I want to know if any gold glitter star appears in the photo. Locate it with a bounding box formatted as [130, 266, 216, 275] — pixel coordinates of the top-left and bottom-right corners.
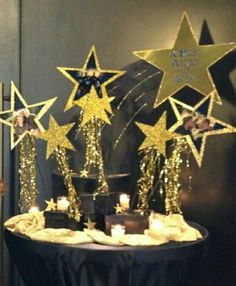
[57, 45, 125, 111]
[75, 86, 114, 126]
[38, 115, 75, 159]
[134, 13, 235, 108]
[45, 198, 57, 211]
[169, 92, 236, 166]
[136, 112, 179, 157]
[0, 81, 56, 149]
[84, 218, 96, 230]
[80, 169, 88, 177]
[115, 203, 123, 214]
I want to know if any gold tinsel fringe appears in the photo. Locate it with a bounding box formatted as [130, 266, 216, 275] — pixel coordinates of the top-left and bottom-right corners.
[19, 134, 38, 213]
[82, 118, 108, 194]
[162, 138, 188, 215]
[54, 146, 81, 221]
[137, 147, 161, 211]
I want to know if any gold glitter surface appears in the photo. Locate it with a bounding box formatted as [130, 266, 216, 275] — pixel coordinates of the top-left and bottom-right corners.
[136, 112, 179, 157]
[0, 81, 56, 149]
[134, 13, 235, 108]
[75, 86, 114, 126]
[39, 115, 75, 159]
[57, 45, 125, 111]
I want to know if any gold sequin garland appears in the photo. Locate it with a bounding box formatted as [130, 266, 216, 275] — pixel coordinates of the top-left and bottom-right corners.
[19, 134, 38, 213]
[81, 117, 108, 194]
[161, 138, 188, 214]
[137, 147, 161, 211]
[54, 146, 81, 221]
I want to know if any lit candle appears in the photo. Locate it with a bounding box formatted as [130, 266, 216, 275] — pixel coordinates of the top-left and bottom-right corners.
[119, 194, 130, 209]
[111, 224, 126, 239]
[149, 218, 164, 231]
[57, 196, 70, 211]
[28, 206, 39, 213]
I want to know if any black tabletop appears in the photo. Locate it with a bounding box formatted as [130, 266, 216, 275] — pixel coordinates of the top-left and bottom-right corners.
[4, 222, 208, 286]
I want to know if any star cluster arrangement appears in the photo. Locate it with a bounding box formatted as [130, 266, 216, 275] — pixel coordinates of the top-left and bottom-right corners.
[0, 12, 235, 217]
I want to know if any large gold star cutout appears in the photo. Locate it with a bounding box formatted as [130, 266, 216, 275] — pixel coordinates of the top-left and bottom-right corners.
[38, 115, 76, 159]
[169, 92, 236, 166]
[136, 112, 180, 157]
[0, 81, 56, 149]
[134, 13, 235, 108]
[57, 45, 125, 111]
[75, 86, 114, 126]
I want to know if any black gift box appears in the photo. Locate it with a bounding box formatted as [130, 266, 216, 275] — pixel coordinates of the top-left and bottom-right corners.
[80, 192, 121, 215]
[44, 211, 83, 231]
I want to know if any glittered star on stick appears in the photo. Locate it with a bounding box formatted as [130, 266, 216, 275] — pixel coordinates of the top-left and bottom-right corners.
[0, 81, 56, 149]
[136, 112, 179, 157]
[75, 86, 114, 126]
[45, 198, 57, 211]
[134, 13, 235, 108]
[38, 115, 75, 159]
[57, 45, 125, 111]
[169, 92, 236, 166]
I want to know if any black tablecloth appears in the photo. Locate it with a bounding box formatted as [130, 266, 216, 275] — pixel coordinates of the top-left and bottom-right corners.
[4, 223, 208, 286]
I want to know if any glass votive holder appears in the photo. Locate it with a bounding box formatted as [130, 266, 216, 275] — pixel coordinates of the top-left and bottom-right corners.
[111, 224, 126, 240]
[149, 218, 164, 231]
[119, 194, 130, 210]
[28, 205, 40, 213]
[57, 196, 70, 212]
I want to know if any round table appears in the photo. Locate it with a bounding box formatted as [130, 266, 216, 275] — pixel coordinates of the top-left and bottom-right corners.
[4, 223, 208, 286]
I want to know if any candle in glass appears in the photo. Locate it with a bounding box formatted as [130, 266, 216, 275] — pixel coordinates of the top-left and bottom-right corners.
[149, 218, 164, 231]
[111, 224, 126, 239]
[28, 206, 40, 213]
[57, 196, 70, 211]
[119, 194, 130, 209]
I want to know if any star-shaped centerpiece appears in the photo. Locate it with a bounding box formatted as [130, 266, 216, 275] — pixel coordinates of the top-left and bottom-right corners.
[136, 112, 179, 157]
[58, 45, 125, 111]
[134, 13, 235, 108]
[38, 115, 75, 159]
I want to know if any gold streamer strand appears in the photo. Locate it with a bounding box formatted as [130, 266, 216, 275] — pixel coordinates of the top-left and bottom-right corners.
[137, 147, 161, 211]
[54, 146, 81, 221]
[28, 135, 38, 207]
[162, 138, 188, 215]
[18, 134, 38, 212]
[19, 139, 29, 213]
[81, 117, 108, 194]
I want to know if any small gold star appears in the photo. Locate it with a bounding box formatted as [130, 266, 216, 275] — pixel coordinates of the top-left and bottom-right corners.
[115, 204, 123, 214]
[80, 169, 88, 177]
[45, 198, 57, 211]
[38, 115, 75, 159]
[84, 218, 96, 230]
[136, 112, 179, 157]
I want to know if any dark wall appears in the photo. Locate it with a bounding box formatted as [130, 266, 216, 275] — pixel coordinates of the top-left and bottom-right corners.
[1, 0, 236, 285]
